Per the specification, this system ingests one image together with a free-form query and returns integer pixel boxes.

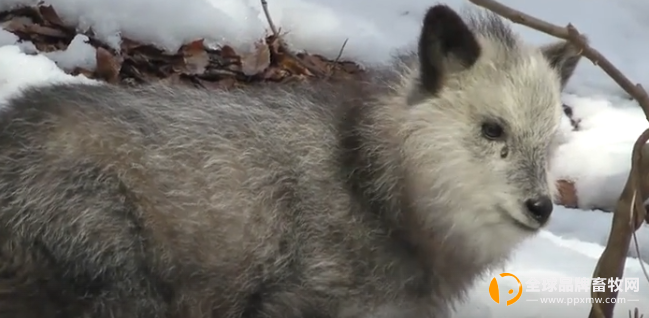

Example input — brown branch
[332,38,349,64]
[326,38,349,79]
[469,0,649,122]
[468,0,649,317]
[259,0,325,77]
[589,128,649,318]
[630,307,645,318]
[259,0,279,36]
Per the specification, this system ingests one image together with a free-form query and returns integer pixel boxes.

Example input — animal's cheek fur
[402,122,510,201]
[471,149,512,189]
[428,152,508,210]
[547,170,561,203]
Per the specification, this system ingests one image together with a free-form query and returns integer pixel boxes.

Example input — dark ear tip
[423,4,464,28]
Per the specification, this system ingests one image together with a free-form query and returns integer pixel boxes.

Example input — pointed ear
[539,40,584,89]
[418,5,481,95]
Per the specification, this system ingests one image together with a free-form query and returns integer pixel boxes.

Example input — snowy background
[1,0,649,316]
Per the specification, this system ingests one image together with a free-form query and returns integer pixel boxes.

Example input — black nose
[525,196,553,224]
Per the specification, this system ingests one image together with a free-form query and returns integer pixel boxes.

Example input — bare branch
[260,0,326,77]
[631,219,649,285]
[629,306,645,318]
[326,38,349,78]
[332,38,349,65]
[260,0,279,36]
[467,0,649,317]
[589,128,649,317]
[469,0,649,121]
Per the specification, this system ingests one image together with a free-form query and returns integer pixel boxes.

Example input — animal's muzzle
[524,195,553,225]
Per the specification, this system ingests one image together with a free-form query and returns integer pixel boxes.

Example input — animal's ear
[539,40,584,89]
[418,5,481,95]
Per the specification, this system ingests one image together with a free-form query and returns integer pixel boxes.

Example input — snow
[0,45,96,105]
[0,29,18,46]
[1,0,649,316]
[454,227,649,317]
[43,34,97,71]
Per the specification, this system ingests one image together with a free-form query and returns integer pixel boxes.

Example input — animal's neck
[337,96,408,234]
[337,99,500,302]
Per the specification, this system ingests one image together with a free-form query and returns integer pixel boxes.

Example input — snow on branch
[468,0,649,317]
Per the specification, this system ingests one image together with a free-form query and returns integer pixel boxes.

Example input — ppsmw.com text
[534,297,628,306]
[488,273,642,307]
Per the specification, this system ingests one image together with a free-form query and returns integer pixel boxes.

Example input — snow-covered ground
[1,0,649,316]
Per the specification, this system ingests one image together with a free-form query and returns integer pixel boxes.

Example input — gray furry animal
[0,4,582,318]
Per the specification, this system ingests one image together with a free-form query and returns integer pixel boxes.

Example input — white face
[395,4,582,263]
[401,46,565,260]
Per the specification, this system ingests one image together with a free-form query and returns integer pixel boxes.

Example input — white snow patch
[0,28,19,46]
[0,45,97,105]
[43,34,97,71]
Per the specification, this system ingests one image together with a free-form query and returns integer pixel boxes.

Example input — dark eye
[481,122,504,140]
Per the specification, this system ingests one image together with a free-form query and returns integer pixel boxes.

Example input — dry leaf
[177,39,209,75]
[71,67,95,78]
[27,24,68,38]
[220,45,238,59]
[120,62,148,83]
[280,74,307,83]
[95,46,121,84]
[121,38,146,52]
[276,53,312,76]
[38,5,66,28]
[262,66,287,81]
[0,6,365,87]
[180,39,205,55]
[340,61,362,73]
[556,179,578,208]
[240,41,271,76]
[2,18,31,35]
[32,41,61,53]
[301,54,330,75]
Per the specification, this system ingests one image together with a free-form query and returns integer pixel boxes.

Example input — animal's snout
[524,195,553,225]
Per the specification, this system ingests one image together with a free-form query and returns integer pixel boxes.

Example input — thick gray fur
[0,4,582,318]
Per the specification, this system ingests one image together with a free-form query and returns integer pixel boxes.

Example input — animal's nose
[524,195,553,225]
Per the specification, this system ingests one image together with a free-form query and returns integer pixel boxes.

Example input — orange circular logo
[488,273,523,306]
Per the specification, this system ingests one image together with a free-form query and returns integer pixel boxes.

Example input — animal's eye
[481,122,504,140]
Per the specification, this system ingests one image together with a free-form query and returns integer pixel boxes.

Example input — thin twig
[260,0,278,35]
[467,0,649,317]
[469,0,649,122]
[327,38,349,78]
[587,128,649,318]
[629,174,649,285]
[630,217,649,285]
[259,0,325,77]
[629,307,645,318]
[333,38,349,64]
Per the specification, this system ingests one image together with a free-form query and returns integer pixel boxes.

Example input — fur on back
[0,4,583,318]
